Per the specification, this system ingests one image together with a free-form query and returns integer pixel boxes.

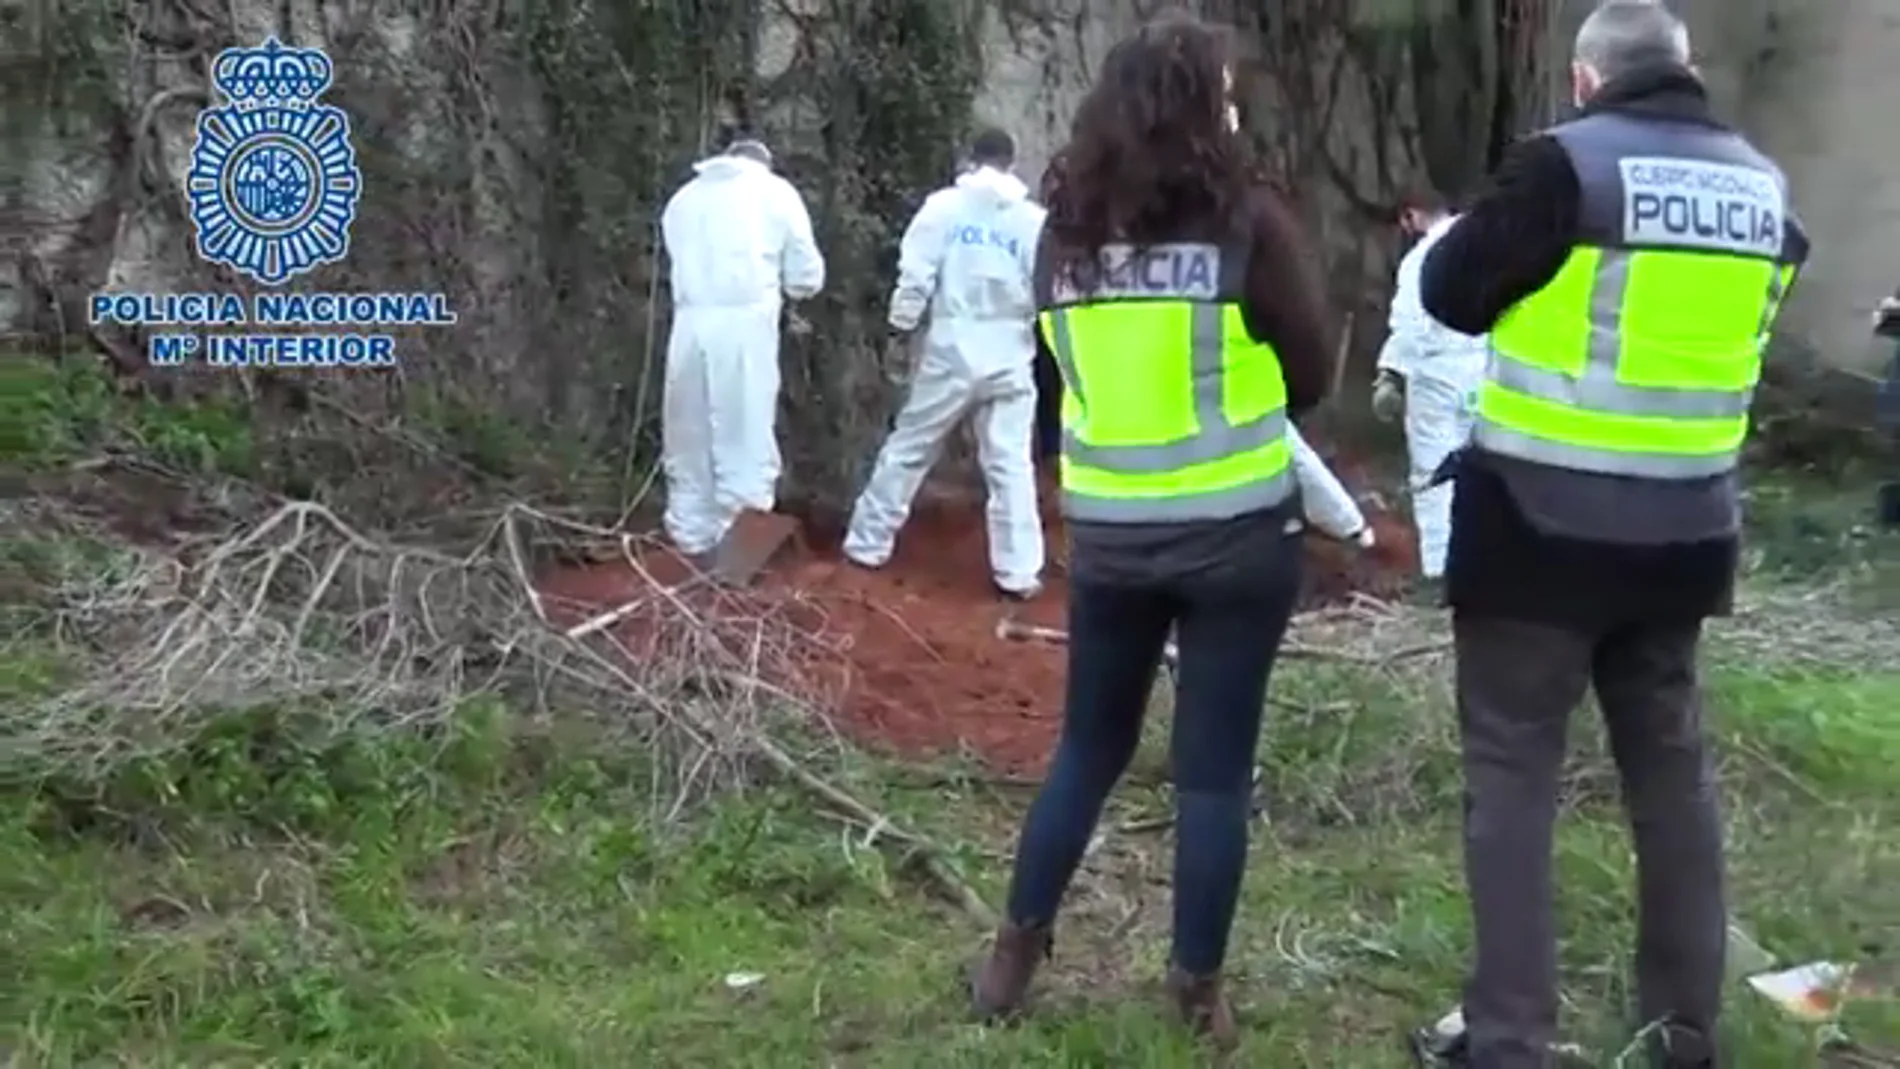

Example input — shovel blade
[710,510,804,586]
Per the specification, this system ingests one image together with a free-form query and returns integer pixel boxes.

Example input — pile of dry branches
[3,500,830,804]
[2,495,995,916]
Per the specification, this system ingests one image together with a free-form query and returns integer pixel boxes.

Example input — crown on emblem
[212,37,333,111]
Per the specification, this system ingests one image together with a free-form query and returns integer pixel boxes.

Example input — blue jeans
[1001,528,1302,974]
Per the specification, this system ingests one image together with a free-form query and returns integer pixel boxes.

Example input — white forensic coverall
[659,152,826,556]
[1377,214,1487,578]
[843,166,1047,594]
[1290,425,1375,546]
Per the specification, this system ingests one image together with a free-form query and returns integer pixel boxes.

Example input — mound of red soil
[538,470,1417,775]
[537,497,1070,773]
[1303,446,1421,603]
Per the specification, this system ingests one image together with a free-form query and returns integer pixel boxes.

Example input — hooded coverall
[659,152,826,557]
[843,166,1048,594]
[1378,213,1487,578]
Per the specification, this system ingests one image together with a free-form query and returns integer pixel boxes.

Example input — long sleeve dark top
[1417,64,1811,625]
[1238,184,1336,417]
[1879,294,1900,432]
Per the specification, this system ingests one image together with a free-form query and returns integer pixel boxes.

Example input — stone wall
[1739,0,1900,375]
[956,0,1900,377]
[1555,0,1900,376]
[7,0,1893,501]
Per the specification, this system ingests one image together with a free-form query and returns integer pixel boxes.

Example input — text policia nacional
[90,291,457,369]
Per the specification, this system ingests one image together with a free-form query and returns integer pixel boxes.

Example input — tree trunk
[1408,0,1502,199]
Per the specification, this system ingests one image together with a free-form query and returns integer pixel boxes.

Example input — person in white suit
[659,136,826,565]
[843,128,1048,598]
[1372,189,1488,580]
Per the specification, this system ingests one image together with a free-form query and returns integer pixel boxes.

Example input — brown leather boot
[1165,965,1239,1051]
[969,922,1052,1022]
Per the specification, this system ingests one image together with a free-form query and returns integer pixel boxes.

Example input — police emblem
[187,37,360,286]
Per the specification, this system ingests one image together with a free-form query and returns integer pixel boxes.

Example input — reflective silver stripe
[1492,249,1750,419]
[1063,468,1296,522]
[1473,422,1738,478]
[1477,245,1779,478]
[1757,265,1790,341]
[1488,354,1750,419]
[1061,410,1288,469]
[1044,310,1084,409]
[1046,303,1282,474]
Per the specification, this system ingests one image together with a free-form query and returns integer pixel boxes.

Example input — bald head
[1573,1,1692,103]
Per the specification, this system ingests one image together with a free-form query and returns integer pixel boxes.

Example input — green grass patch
[0,391,1891,1063]
[0,641,1892,1067]
[1744,467,1900,586]
[0,356,628,504]
[0,356,255,477]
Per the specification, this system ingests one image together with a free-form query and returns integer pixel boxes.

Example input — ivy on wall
[7,0,982,508]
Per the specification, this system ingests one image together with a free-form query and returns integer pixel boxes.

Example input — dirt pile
[539,474,1418,775]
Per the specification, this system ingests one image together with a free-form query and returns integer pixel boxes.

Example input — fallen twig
[1280,638,1451,664]
[747,730,995,923]
[998,615,1450,669]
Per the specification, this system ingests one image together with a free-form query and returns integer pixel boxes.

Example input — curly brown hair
[1040,12,1255,290]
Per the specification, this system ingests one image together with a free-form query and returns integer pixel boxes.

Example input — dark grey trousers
[1455,614,1726,1069]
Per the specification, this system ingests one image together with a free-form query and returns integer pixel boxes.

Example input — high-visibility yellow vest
[1036,239,1293,522]
[1475,111,1806,478]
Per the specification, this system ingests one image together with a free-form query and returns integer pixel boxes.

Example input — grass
[1,625,1895,1067]
[1,355,1895,1065]
[0,356,631,510]
[0,355,256,478]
